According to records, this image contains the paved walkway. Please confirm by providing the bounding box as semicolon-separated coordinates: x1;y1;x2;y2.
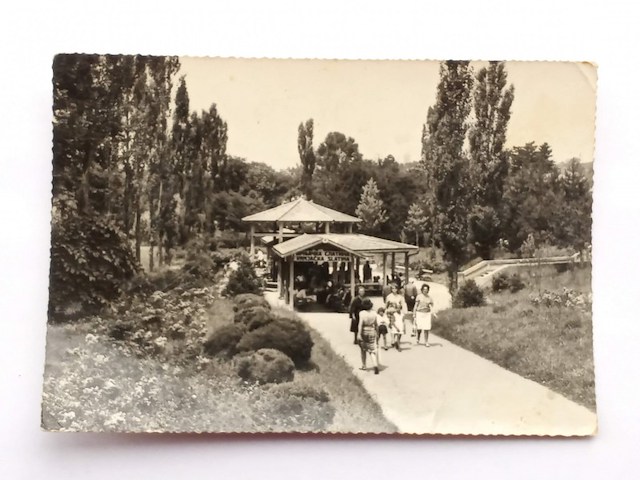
265;284;597;436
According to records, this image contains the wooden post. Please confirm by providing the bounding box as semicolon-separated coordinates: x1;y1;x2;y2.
277;257;283;298
325;222;331;234
391;252;396;277
348;223;353;233
405;252;409;282
349;254;355;301
382;253;387;285
355;257;360;284
249;224;255;261
289;256;295;309
278;222;284;243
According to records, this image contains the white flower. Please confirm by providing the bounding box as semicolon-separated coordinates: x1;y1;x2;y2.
104;412;126;428
85;333;99;345
154;336;168;348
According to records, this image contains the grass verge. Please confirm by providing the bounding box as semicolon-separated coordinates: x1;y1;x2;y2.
433;265;595;411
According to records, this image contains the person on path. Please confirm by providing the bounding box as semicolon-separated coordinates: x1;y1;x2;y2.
414;283;435;346
363;260;372;283
385;284;407;350
387;309;403;351
375;307;389;350
349;286;367;344
404;278;419;337
357;298;379;374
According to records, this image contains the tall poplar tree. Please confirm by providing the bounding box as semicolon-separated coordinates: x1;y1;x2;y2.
467;62;515;259
420;61;474;291
297;118;315;200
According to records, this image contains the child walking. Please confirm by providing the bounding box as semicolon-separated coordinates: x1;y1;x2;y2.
376;307;389;350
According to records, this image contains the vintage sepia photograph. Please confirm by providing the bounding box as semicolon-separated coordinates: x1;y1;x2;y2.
42;55;596;435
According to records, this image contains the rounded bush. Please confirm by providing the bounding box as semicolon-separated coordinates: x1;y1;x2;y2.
203;324;247;359
236;317;313;367
235;348;295;384
234;306;274;331
233;293;270;312
454;280;485;308
491;273;510;292
268;382;330;404
508;274;525;293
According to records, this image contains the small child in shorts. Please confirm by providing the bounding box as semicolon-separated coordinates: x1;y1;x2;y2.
376;307;389;350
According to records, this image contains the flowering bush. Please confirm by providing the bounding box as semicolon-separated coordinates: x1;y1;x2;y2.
529;287;591;311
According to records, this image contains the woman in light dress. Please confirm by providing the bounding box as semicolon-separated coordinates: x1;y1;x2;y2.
413;283;435;346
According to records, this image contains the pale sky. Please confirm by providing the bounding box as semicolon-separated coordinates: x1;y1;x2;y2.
179;58;596;169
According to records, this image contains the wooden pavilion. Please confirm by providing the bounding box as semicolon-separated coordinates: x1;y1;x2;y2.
242;198;419;309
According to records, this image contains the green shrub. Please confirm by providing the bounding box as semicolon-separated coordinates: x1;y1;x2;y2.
203;324;247;359
234;306;274;331
235;348;295;384
268;382;331;403
508;274;525;293
492;272;526;293
48;214;138;320
233;293;271;312
145;269;187;292
491;273;510;292
236;317;314;367
454;280;485;308
224;255;263;297
263;382;335;431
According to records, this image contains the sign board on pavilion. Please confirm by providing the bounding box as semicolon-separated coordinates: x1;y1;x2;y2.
294;249;351;263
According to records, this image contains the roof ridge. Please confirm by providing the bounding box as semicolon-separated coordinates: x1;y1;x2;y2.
277;197;305;221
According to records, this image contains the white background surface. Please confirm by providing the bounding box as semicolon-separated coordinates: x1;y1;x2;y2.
1;1;639;478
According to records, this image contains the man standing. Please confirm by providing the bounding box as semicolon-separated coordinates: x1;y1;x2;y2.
363;260;372;283
349;286;367;345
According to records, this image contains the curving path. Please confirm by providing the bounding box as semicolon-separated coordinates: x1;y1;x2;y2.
265;283;596;436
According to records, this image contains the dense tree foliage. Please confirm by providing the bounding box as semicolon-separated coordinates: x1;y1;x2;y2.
468;62;515;259
51;55;593;314
421;61;475;290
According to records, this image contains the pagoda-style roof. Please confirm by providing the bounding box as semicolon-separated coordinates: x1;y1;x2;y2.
272;233;418;258
242;198;361;224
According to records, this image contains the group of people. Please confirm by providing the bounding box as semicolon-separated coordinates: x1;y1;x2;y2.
349;280;435;374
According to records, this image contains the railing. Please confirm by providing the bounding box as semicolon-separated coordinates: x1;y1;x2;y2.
458;253;581;282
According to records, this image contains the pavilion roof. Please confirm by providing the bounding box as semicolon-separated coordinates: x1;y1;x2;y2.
272;233;419;258
242;198;361;224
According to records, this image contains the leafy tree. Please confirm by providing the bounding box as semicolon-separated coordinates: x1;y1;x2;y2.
355;178;388;234
312;131;368;214
405;202;428;246
421;61;474;291
468;62;515;259
501;142;562;252
556;158;592;256
297;119;316;200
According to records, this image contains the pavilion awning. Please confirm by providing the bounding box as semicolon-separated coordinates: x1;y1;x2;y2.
242;198;361;224
272;233;418;258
